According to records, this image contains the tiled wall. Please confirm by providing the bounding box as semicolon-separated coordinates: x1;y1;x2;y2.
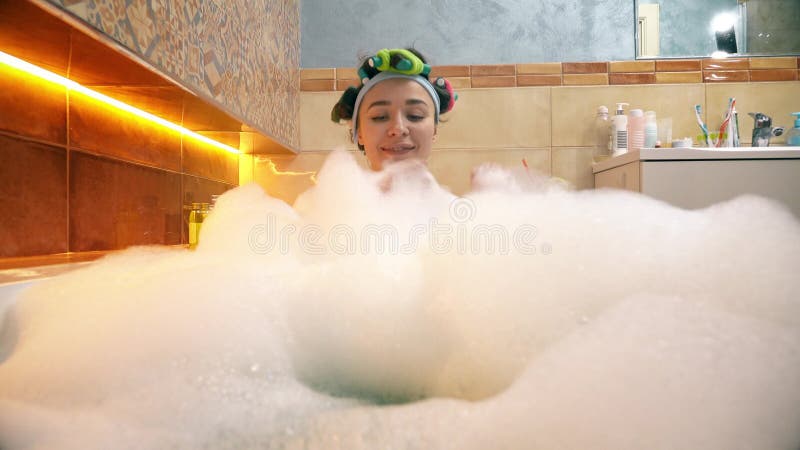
271;56;800;201
301;57;800;90
44;0;301;150
0;1;238;258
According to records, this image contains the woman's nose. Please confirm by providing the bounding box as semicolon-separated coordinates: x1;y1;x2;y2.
387;116;409;136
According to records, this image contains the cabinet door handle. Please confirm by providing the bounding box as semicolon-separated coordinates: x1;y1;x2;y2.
620;172;626;187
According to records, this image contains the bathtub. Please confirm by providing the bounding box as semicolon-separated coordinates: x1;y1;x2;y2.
0;262;93;321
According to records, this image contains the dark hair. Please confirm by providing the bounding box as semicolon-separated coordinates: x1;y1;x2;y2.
330;48;456;151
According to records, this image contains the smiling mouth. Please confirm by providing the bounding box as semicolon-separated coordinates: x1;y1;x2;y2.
380;144;415;154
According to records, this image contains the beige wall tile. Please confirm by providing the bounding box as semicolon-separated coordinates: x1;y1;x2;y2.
471;76;516;88
428;148;551;195
252;151;341;205
262;151;332;172
299;91;357;151
656;72;702;84
517;63;561;75
430;65;470;77
518;75;562;86
749;57;797;70
471;64;515;76
448;77;472;89
300;68;334;80
609;73;656;84
563;73;608;85
704;70;749;82
300;79;335;91
551;84;705;147
749;69;797;82
656;59;701;72
609;61;655;73
703;58;749;70
705;81;800;145
336;68;358;79
336;78;360;91
551;147;595;190
435;87;551;149
563;62;608;74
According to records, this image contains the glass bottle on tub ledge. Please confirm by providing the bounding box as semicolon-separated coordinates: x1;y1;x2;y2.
188;202;210;250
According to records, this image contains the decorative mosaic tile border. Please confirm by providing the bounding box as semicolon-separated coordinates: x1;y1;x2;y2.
300;57;800;91
44;0;301;149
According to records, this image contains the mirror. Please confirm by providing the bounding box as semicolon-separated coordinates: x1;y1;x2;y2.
636;0;800;58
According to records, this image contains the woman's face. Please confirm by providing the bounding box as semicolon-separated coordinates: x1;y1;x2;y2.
356;78;437;171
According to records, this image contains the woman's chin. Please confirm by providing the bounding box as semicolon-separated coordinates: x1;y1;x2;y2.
367;149;430;171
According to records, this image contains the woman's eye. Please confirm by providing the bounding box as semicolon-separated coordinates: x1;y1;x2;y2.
369;115;388;122
407;114;425;122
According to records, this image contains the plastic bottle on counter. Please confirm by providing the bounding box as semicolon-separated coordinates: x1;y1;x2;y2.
593;105;611;163
628;108;645;152
644;110;658;148
786;112;800;146
610;102;629;156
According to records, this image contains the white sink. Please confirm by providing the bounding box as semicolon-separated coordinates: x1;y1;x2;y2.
637;146;800;160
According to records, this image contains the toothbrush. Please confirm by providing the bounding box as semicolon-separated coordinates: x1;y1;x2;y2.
716;98;735;147
521;158;534;181
694;104;713;147
727;98;737;147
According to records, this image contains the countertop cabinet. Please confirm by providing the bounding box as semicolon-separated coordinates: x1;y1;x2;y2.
593;148;800;218
594;161;639;192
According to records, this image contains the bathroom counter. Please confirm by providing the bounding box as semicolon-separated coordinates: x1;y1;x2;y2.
592;147;800;173
592;147;800;217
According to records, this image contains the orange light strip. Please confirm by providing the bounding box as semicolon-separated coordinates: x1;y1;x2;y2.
0;50;240;154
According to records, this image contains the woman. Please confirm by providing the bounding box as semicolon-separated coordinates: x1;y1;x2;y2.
331;48;456;171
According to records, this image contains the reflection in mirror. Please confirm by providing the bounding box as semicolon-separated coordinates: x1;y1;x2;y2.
636;0;800;58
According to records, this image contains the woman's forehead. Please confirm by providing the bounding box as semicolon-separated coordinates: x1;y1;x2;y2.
362;78;434;106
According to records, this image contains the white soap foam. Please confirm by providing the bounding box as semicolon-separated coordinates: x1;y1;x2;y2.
0;149;798;449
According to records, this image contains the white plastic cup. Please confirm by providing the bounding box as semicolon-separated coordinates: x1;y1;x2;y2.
628;109;645;152
644;111;658;148
657;117;673;147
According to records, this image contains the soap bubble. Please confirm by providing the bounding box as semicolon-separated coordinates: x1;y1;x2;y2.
0;150;798;449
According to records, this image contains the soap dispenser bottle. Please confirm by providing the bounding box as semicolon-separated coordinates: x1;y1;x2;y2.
787;112;800;146
611;103;629;156
593;105;611;163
